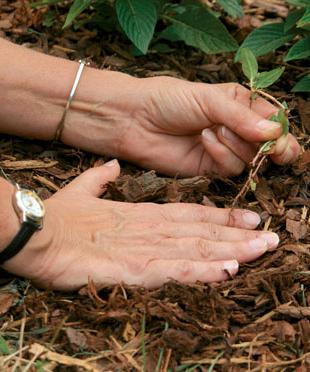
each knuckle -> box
[192,204,210,222]
[205,223,220,241]
[126,257,151,276]
[195,238,212,260]
[177,260,194,278]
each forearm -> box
[0,38,137,156]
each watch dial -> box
[21,191,44,218]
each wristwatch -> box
[0,185,45,265]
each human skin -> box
[0,38,301,290]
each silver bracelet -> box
[54,59,88,142]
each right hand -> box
[3,160,279,290]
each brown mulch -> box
[0,1,309,371]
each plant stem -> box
[254,89,286,110]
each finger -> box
[217,126,257,163]
[131,259,239,288]
[270,134,302,165]
[160,204,261,229]
[215,83,277,118]
[155,237,269,263]
[201,128,246,176]
[61,159,120,197]
[120,221,279,250]
[201,85,283,142]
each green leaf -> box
[286,0,310,6]
[297,6,310,27]
[260,140,276,153]
[0,335,10,355]
[216,0,243,18]
[255,67,285,89]
[63,0,92,28]
[162,5,238,54]
[285,36,310,61]
[237,23,295,57]
[238,48,258,83]
[292,73,310,91]
[115,0,157,54]
[284,8,305,32]
[278,108,290,135]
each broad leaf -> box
[254,67,285,89]
[297,6,310,27]
[115,0,157,54]
[162,5,238,54]
[238,48,258,83]
[292,74,310,91]
[284,8,305,32]
[237,23,295,57]
[63,0,92,28]
[216,0,243,18]
[284,36,310,61]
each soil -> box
[0,1,309,371]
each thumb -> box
[201,85,283,142]
[62,159,120,197]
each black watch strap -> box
[0,221,38,265]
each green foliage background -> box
[32,0,310,92]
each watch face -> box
[16,189,45,221]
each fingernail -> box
[261,232,279,250]
[221,126,238,142]
[202,128,218,143]
[243,211,261,227]
[104,159,118,167]
[249,238,268,253]
[257,119,282,132]
[280,146,294,164]
[223,260,239,275]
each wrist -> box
[60,67,140,157]
[0,178,52,278]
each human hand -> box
[116,79,301,177]
[3,160,280,290]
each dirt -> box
[0,1,309,371]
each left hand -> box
[114,78,301,177]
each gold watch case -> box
[13,185,45,228]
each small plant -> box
[32,0,242,55]
[232,47,290,205]
[238,0,310,92]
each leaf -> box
[277,108,290,135]
[162,4,238,54]
[270,109,289,136]
[115,0,157,54]
[260,140,276,153]
[250,180,257,192]
[254,67,285,89]
[292,74,310,91]
[284,36,310,61]
[286,0,310,6]
[297,6,310,27]
[237,23,295,57]
[216,0,243,18]
[0,335,10,355]
[284,8,305,32]
[63,0,92,28]
[238,48,258,83]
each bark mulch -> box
[0,1,309,371]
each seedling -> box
[232,48,290,206]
